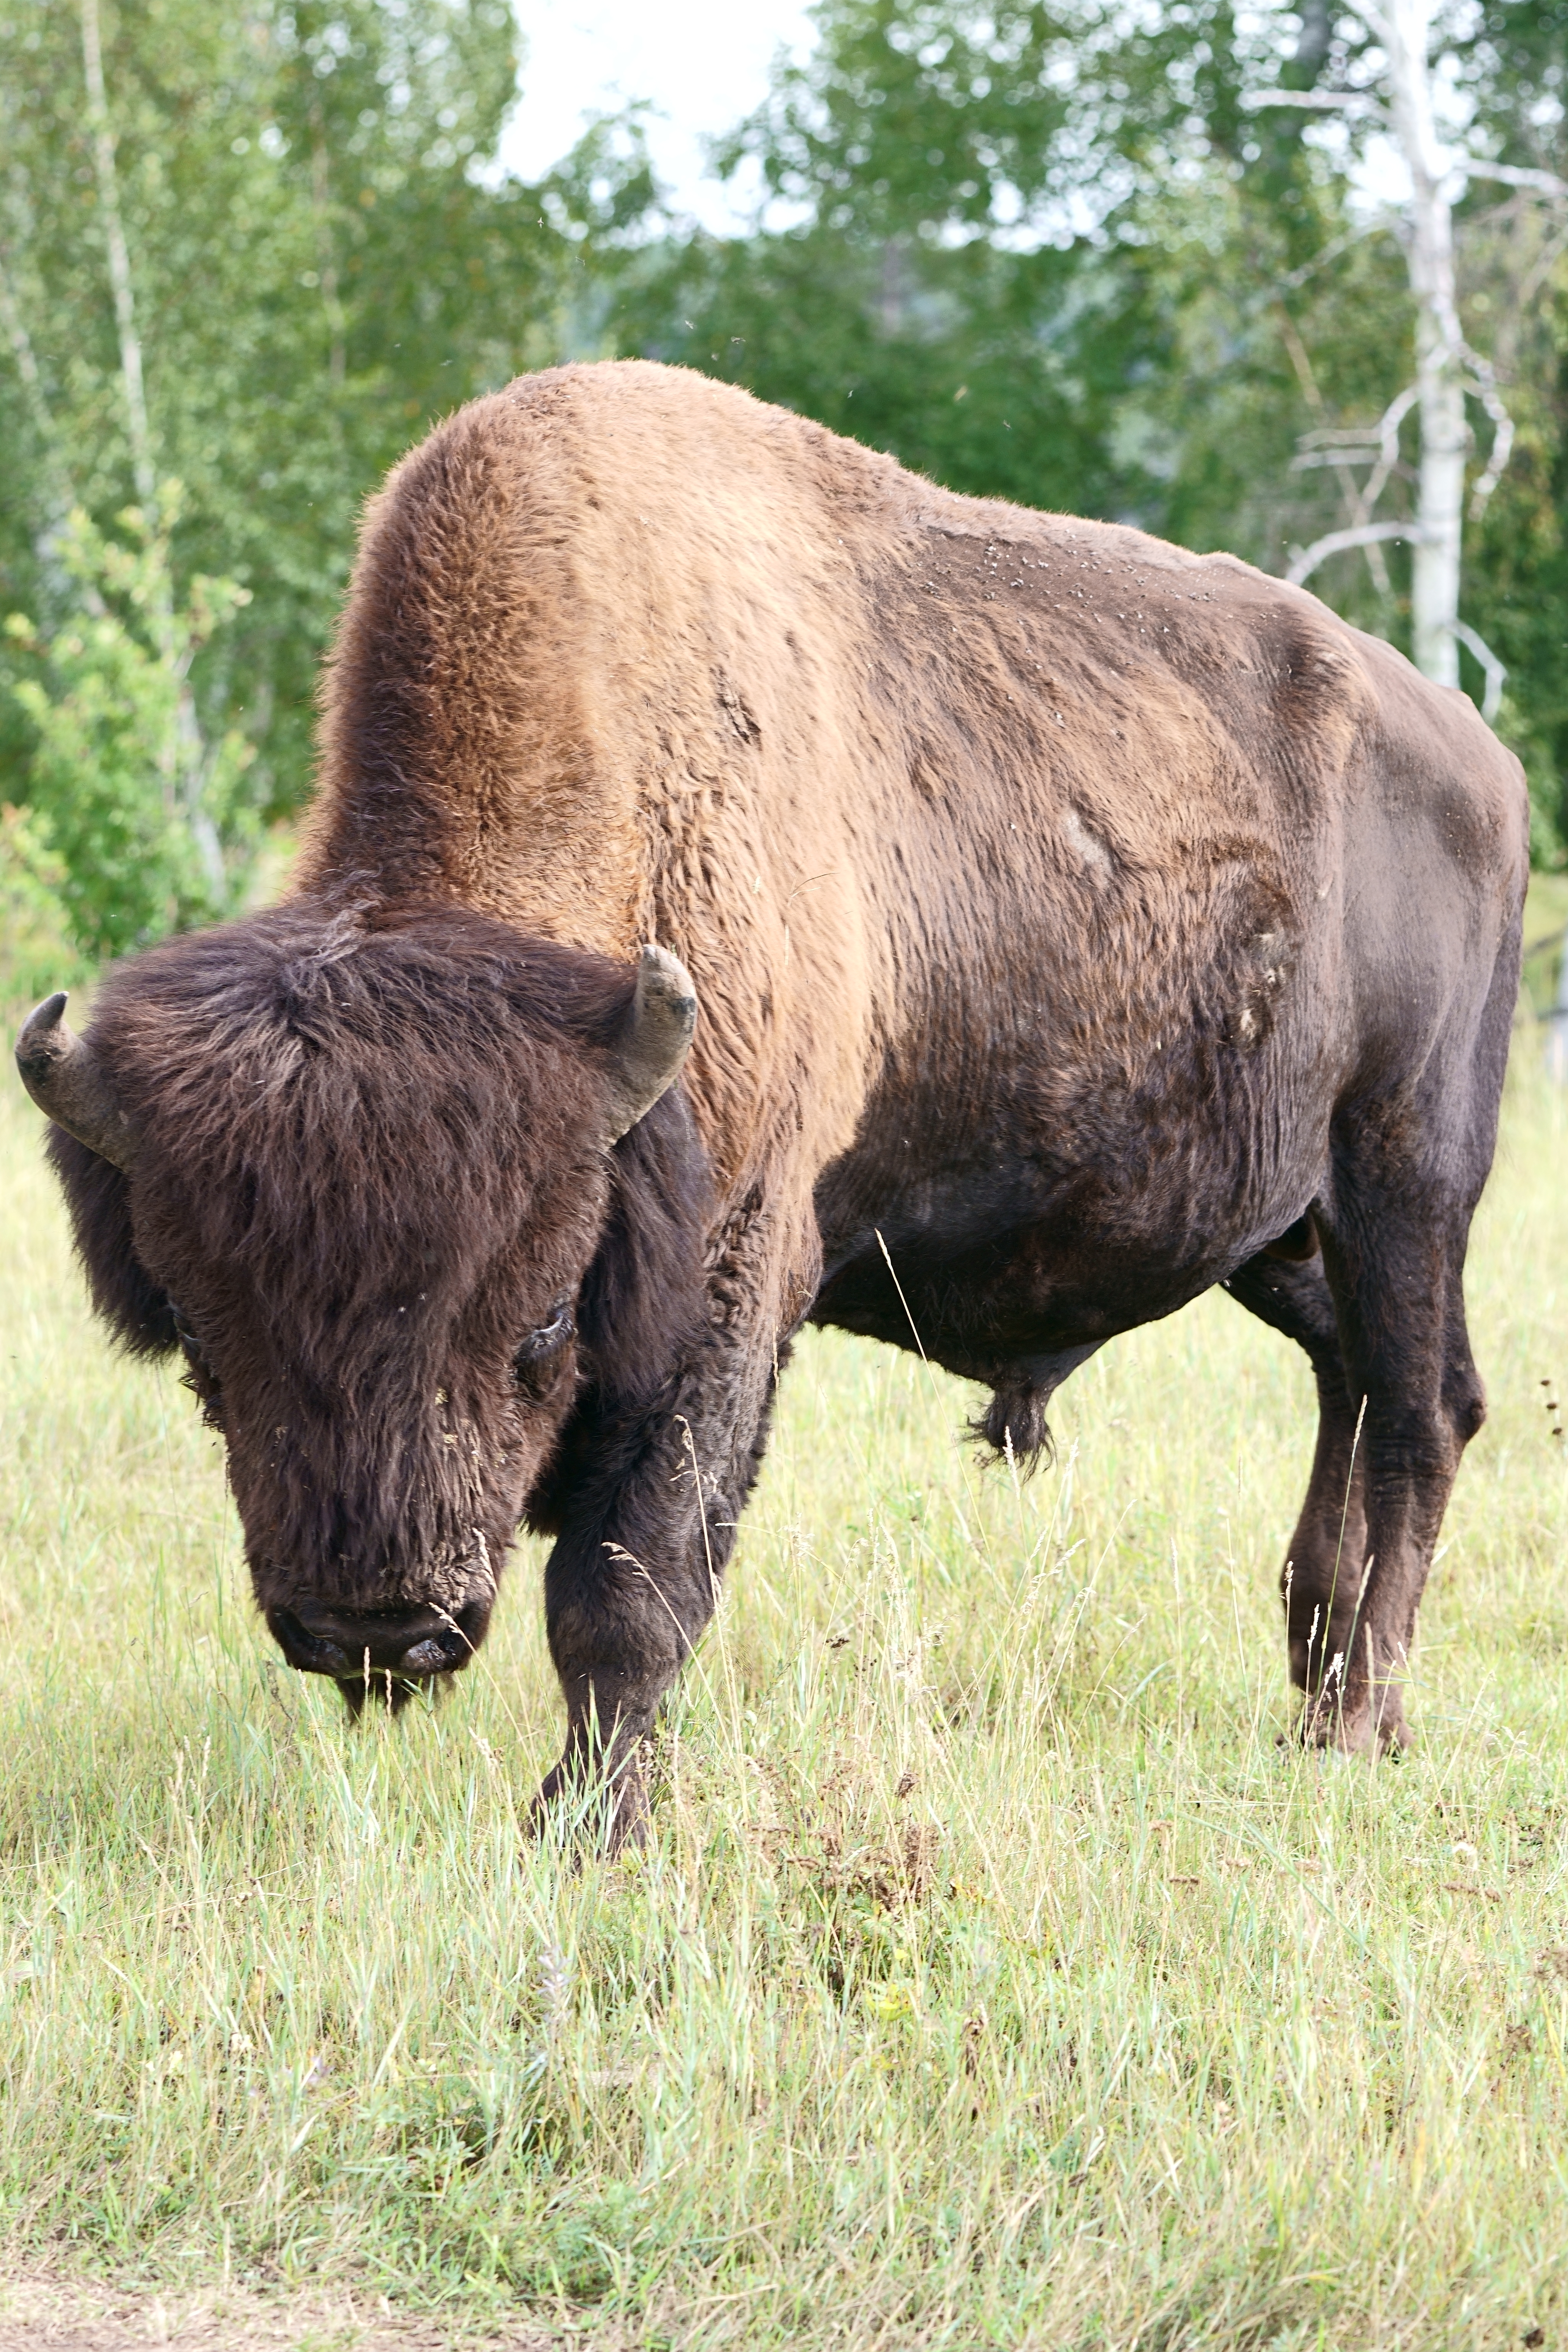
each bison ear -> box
[46,1130,180,1358]
[600,945,697,1147]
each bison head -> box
[16,902,704,1711]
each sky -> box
[500,0,818,231]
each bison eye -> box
[514,1301,573,1375]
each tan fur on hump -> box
[301,363,902,1218]
[299,359,1523,1331]
[307,365,888,941]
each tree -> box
[0,0,655,958]
[6,493,255,957]
[620,0,1395,569]
[617,0,1198,530]
[1245,0,1568,715]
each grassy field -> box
[2,1003,1568,2352]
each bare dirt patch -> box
[0,2271,568,2352]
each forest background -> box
[4,0,1568,986]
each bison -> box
[16,361,1526,1843]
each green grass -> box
[1522,871,1568,1022]
[3,1019,1568,2351]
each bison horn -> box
[602,944,698,1146]
[14,992,138,1173]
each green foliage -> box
[716,0,1077,239]
[0,0,650,856]
[619,0,1381,541]
[7,493,256,959]
[0,802,86,1003]
[627,228,1151,522]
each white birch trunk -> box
[79,0,156,508]
[79,0,226,903]
[1376,0,1465,684]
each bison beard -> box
[14,360,1528,1843]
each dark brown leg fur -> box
[532,1279,788,1852]
[1225,1253,1368,1698]
[1227,921,1513,1752]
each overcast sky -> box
[500,0,818,230]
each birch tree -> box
[78,0,235,901]
[2,0,253,945]
[1247,0,1568,717]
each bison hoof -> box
[1297,1690,1406,1757]
[528,1750,650,1856]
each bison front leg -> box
[531,1331,781,1851]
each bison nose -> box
[267,1597,490,1682]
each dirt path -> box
[0,2272,573,2352]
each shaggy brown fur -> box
[54,901,710,1711]
[36,360,1527,1827]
